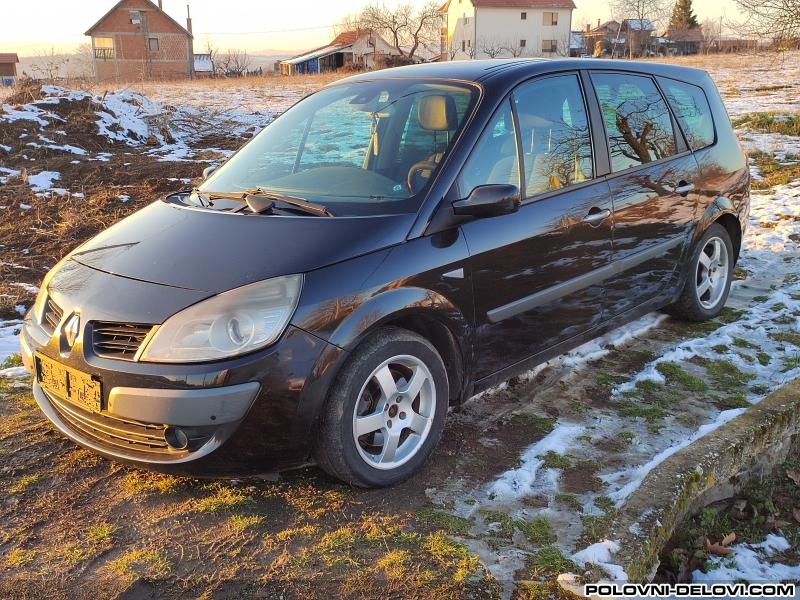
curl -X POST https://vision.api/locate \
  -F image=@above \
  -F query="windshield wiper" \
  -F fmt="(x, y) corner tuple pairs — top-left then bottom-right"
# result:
(188, 188), (332, 217)
(246, 187), (332, 217)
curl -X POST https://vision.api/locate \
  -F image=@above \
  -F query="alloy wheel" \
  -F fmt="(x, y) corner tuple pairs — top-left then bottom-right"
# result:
(695, 236), (729, 310)
(351, 355), (436, 470)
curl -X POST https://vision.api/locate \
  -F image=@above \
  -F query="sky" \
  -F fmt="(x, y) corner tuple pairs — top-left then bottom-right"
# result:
(1, 0), (745, 56)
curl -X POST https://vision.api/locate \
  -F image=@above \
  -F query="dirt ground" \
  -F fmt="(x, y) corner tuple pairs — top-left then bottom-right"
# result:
(1, 53), (800, 598)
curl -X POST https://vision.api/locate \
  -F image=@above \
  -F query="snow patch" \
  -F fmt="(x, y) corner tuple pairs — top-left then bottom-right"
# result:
(693, 534), (800, 582)
(487, 423), (584, 501)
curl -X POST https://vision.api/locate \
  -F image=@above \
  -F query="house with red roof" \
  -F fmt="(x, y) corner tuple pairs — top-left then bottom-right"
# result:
(85, 0), (194, 81)
(280, 30), (401, 76)
(0, 53), (20, 85)
(438, 0), (576, 60)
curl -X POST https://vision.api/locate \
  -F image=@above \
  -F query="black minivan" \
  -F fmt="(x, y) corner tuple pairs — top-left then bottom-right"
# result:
(21, 59), (749, 487)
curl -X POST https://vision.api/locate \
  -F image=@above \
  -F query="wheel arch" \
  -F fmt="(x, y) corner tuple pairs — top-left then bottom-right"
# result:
(326, 287), (471, 405)
(697, 198), (742, 263)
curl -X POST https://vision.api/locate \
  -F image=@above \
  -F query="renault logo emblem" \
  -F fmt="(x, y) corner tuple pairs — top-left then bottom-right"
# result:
(63, 314), (81, 348)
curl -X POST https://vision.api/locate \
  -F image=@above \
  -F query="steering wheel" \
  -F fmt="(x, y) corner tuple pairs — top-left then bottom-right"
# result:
(406, 160), (439, 194)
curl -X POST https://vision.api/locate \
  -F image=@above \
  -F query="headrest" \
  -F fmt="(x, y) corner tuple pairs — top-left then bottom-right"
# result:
(418, 95), (458, 131)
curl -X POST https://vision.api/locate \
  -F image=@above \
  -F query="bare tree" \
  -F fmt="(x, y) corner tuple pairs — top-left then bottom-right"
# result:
(731, 0), (800, 46)
(611, 0), (668, 58)
(701, 17), (721, 53)
(30, 48), (69, 84)
(204, 36), (218, 76)
(357, 2), (441, 61)
(216, 49), (251, 77)
(479, 37), (506, 58)
(502, 41), (527, 57)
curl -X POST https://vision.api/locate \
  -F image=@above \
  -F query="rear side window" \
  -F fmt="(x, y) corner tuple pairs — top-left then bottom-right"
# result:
(591, 73), (677, 172)
(658, 78), (715, 150)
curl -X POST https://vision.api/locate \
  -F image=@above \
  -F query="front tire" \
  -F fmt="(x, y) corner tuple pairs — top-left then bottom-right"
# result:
(313, 327), (448, 487)
(666, 223), (734, 321)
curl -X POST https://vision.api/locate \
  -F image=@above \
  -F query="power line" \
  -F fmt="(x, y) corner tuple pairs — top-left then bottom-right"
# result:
(195, 24), (337, 35)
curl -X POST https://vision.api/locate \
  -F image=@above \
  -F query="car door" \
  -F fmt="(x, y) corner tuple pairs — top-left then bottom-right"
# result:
(459, 73), (614, 380)
(588, 71), (700, 317)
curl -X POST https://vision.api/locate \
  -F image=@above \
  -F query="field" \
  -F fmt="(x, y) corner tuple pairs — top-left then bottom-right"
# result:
(1, 52), (799, 597)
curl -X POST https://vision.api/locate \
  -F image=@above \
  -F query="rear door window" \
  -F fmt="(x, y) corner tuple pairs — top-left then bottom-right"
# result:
(658, 78), (715, 150)
(591, 73), (677, 172)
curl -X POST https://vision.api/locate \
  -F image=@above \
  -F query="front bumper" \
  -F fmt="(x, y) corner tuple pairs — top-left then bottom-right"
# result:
(22, 260), (347, 475)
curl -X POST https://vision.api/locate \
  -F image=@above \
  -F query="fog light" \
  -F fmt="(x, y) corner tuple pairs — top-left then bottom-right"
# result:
(164, 426), (189, 450)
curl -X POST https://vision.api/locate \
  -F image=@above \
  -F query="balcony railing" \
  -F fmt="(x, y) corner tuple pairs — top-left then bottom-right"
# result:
(94, 48), (114, 60)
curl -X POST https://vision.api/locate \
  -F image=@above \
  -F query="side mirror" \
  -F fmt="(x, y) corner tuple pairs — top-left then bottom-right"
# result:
(202, 166), (217, 180)
(452, 184), (520, 219)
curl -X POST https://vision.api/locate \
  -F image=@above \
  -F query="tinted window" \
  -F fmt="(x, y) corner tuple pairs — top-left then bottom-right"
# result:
(658, 78), (715, 150)
(458, 101), (519, 195)
(513, 74), (593, 198)
(592, 73), (677, 172)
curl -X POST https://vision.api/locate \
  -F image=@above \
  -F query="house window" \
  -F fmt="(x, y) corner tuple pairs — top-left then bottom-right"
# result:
(93, 36), (114, 60)
(148, 37), (159, 51)
(542, 39), (558, 53)
(520, 39), (526, 47)
(129, 10), (142, 24)
(543, 12), (558, 26)
(462, 40), (466, 52)
(521, 12), (527, 20)
(467, 39), (471, 47)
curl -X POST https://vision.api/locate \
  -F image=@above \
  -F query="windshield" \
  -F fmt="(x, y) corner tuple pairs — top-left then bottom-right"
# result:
(199, 79), (478, 216)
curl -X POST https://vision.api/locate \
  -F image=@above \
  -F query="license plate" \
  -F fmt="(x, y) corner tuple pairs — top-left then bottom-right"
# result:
(36, 354), (102, 413)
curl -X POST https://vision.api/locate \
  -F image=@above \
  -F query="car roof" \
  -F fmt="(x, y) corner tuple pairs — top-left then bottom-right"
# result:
(337, 58), (710, 87)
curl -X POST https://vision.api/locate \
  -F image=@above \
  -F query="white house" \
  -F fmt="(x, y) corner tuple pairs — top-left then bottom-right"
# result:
(439, 0), (575, 60)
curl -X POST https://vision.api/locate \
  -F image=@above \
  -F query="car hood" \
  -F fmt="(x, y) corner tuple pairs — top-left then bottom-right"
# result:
(69, 200), (415, 293)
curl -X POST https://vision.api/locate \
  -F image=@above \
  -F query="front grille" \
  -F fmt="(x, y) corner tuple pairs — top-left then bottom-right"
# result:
(92, 322), (154, 360)
(42, 297), (63, 334)
(45, 389), (172, 454)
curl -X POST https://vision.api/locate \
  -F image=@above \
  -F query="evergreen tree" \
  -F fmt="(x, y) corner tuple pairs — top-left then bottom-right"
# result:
(669, 0), (700, 30)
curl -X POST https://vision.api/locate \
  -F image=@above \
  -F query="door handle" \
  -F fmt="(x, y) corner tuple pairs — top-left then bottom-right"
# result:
(673, 181), (695, 196)
(583, 208), (611, 226)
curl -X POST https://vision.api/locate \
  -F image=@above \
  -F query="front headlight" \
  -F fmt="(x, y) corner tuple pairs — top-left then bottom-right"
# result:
(139, 275), (302, 363)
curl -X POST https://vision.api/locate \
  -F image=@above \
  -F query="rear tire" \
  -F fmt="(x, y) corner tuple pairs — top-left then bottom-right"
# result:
(665, 223), (734, 321)
(313, 327), (448, 487)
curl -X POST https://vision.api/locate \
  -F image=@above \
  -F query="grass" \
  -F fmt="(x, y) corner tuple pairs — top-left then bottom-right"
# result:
(524, 545), (578, 579)
(539, 451), (571, 470)
(0, 353), (22, 369)
(417, 509), (473, 536)
(782, 354), (800, 372)
(655, 361), (708, 392)
(8, 474), (40, 494)
(757, 352), (772, 366)
(478, 509), (515, 537)
(228, 514), (265, 533)
(747, 150), (800, 189)
(121, 471), (184, 496)
(107, 548), (172, 580)
(87, 522), (119, 545)
(695, 358), (755, 390)
(555, 493), (583, 512)
(5, 548), (35, 568)
(508, 413), (556, 434)
(514, 516), (555, 545)
(596, 372), (628, 389)
(770, 332), (800, 346)
(733, 112), (800, 136)
(715, 393), (750, 409)
(193, 486), (249, 514)
(593, 496), (616, 513)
